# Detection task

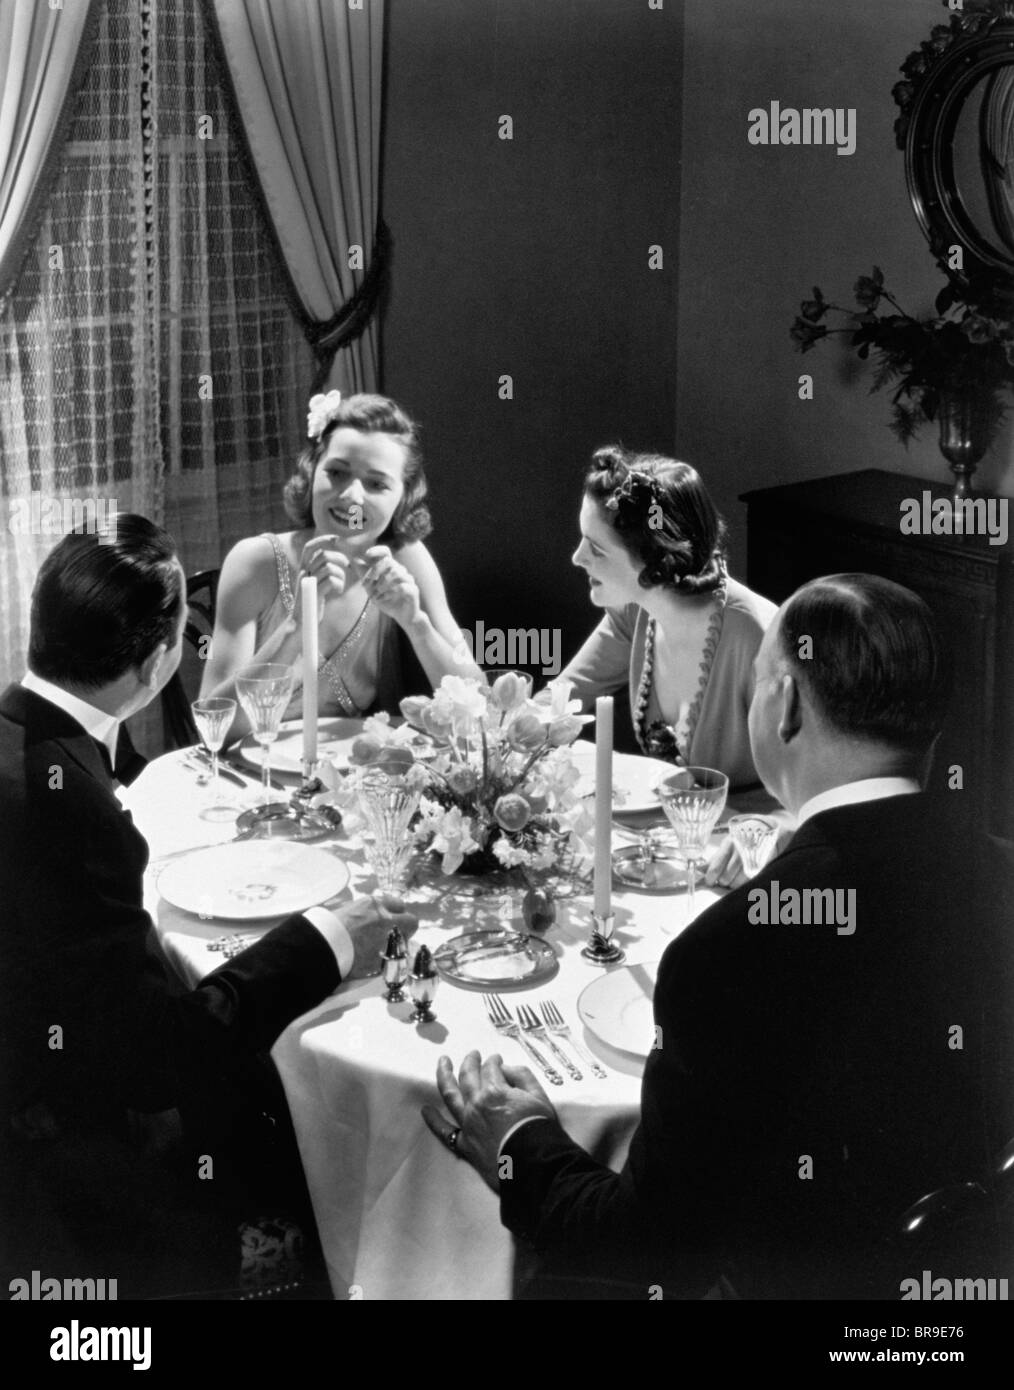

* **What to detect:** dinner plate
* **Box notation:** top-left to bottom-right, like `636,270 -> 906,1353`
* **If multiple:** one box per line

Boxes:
237,718 -> 433,776
156,840 -> 349,920
568,741 -> 676,815
433,929 -> 558,991
577,961 -> 659,1058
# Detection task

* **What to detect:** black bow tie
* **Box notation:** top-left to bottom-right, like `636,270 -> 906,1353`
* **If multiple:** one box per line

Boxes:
92,725 -> 147,786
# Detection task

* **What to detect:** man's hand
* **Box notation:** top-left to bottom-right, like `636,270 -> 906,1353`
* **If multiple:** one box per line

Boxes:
421,1051 -> 558,1192
704,812 -> 795,888
332,893 -> 417,981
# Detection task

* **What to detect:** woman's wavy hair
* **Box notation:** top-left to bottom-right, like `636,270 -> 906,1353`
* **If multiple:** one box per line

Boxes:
283,393 -> 431,549
583,446 -> 727,595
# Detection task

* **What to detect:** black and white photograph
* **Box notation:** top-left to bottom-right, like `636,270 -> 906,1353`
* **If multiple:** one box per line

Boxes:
1,0 -> 1011,1364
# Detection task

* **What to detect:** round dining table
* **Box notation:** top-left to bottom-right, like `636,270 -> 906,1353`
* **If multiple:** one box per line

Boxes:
123,742 -> 726,1301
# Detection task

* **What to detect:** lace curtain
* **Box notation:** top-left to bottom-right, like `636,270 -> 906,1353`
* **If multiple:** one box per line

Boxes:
0,0 -> 162,690
0,0 -> 320,692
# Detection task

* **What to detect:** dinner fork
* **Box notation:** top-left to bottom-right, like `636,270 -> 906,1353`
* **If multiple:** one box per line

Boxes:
540,1000 -> 609,1080
484,994 -> 563,1086
516,1005 -> 582,1081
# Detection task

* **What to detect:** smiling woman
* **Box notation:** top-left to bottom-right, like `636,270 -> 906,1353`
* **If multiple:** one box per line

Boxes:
563,445 -> 777,791
199,392 -> 481,743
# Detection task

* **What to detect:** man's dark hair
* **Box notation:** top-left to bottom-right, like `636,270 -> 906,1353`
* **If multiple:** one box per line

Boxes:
777,573 -> 950,755
28,515 -> 184,691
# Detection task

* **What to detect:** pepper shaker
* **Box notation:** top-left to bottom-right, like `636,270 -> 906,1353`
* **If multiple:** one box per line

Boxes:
409,943 -> 438,1022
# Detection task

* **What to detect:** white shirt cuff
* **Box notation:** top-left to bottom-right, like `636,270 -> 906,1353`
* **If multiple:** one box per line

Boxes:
497,1115 -> 552,1161
301,906 -> 354,981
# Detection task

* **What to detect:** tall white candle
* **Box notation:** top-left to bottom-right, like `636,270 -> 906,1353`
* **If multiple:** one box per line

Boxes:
301,576 -> 318,765
593,695 -> 613,918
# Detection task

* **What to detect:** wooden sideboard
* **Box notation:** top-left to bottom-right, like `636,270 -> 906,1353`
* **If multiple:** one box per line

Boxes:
741,469 -> 1014,839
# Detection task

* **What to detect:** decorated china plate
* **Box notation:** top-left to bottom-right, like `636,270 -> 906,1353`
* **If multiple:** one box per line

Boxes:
577,961 -> 659,1058
567,741 -> 676,816
237,717 -> 433,776
156,840 -> 349,921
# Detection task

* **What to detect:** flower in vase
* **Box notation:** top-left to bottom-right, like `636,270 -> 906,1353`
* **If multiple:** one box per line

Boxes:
429,805 -> 481,875
506,713 -> 546,752
493,793 -> 531,833
432,675 -> 488,725
492,837 -> 532,869
488,672 -> 529,713
446,766 -> 479,797
545,714 -> 584,747
531,675 -> 582,720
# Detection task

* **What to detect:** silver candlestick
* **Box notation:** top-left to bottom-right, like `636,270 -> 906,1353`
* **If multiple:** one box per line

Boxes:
581,910 -> 624,965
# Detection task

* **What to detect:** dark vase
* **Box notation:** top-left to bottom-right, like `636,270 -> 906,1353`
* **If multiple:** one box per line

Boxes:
937,389 -> 997,500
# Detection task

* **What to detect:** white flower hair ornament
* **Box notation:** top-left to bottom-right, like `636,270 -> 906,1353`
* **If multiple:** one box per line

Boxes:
307,390 -> 344,442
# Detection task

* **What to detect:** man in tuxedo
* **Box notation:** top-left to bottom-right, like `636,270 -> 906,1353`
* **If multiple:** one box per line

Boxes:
0,516 -> 415,1297
423,573 -> 1014,1298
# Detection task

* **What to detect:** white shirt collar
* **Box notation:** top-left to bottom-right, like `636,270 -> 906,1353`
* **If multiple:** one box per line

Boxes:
21,671 -> 120,761
796,777 -> 921,828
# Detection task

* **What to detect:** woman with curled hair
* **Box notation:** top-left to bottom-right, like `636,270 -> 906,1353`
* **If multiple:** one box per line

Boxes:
201,392 -> 480,741
564,445 -> 776,790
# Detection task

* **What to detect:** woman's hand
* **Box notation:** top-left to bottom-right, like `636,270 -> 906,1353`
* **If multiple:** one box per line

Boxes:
297,533 -> 352,605
357,545 -> 422,628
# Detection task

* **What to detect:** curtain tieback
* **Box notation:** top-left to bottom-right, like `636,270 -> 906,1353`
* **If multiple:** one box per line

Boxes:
306,220 -> 390,362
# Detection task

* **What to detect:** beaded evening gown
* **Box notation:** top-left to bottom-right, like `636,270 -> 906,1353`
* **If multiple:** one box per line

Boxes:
255,533 -> 407,721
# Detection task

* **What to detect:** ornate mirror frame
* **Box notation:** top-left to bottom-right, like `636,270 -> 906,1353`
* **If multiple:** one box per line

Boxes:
894,0 -> 1014,306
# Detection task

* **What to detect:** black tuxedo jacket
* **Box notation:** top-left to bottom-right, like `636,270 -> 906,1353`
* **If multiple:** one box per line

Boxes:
0,683 -> 340,1130
502,794 -> 1014,1299
0,684 -> 343,1290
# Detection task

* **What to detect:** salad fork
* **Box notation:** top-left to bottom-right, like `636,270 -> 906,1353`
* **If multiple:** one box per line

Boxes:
483,994 -> 562,1086
516,1005 -> 582,1081
540,1000 -> 608,1079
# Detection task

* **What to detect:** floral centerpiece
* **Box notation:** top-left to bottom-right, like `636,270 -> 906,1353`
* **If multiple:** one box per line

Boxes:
791,267 -> 1014,449
333,674 -> 595,882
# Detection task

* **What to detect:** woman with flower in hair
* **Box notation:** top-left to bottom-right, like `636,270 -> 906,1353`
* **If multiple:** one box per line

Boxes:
201,391 -> 480,741
564,445 -> 776,792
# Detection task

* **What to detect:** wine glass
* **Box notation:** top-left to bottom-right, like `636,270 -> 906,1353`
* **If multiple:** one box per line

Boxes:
355,769 -> 423,892
191,696 -> 238,821
235,663 -> 293,806
656,766 -> 729,920
727,814 -> 778,879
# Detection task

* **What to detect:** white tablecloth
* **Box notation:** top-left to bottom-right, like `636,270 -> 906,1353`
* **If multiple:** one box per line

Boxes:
123,751 -> 721,1300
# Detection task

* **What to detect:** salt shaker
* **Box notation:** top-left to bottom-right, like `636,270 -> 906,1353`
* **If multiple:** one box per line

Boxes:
380,927 -> 409,1002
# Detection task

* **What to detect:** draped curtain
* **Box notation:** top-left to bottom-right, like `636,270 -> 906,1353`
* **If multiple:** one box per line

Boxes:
155,0 -> 316,569
0,0 -> 163,691
0,0 -> 99,305
207,0 -> 385,392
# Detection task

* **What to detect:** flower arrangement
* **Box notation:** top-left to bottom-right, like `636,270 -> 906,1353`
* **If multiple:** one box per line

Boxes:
336,674 -> 595,876
790,268 -> 1014,447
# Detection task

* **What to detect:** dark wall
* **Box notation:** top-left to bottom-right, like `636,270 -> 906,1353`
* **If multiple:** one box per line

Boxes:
381,0 -> 683,668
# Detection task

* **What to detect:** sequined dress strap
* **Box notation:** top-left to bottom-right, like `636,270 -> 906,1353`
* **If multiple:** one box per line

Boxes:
318,598 -> 375,717
260,533 -> 296,618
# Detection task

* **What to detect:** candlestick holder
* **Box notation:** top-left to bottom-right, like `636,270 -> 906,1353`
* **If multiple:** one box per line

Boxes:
581,911 -> 624,965
235,760 -> 340,841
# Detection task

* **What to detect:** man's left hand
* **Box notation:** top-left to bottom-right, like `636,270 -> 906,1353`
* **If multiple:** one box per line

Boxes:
421,1051 -> 558,1192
